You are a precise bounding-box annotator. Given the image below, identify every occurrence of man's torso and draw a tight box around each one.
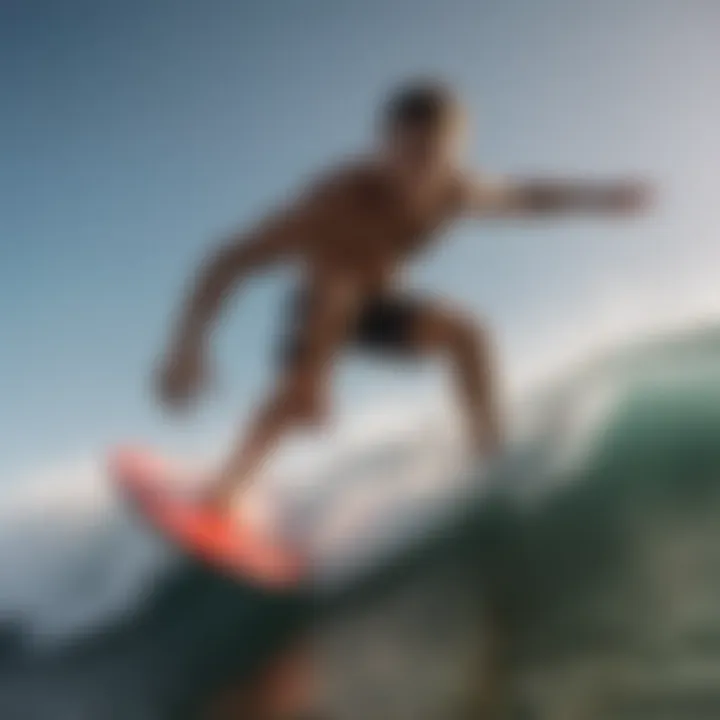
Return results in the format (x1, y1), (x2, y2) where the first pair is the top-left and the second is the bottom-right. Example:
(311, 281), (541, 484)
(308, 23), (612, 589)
(300, 159), (466, 292)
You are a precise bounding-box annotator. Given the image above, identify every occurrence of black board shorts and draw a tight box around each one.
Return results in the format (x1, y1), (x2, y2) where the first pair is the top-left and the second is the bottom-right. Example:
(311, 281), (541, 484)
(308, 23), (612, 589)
(279, 289), (423, 368)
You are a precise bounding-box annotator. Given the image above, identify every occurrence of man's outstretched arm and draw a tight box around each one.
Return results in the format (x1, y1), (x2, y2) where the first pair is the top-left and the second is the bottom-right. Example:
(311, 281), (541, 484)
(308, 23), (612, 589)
(461, 173), (652, 217)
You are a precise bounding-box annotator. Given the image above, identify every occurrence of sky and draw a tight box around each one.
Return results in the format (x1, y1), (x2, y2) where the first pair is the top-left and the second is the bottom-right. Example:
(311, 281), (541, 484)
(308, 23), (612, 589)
(2, 0), (720, 477)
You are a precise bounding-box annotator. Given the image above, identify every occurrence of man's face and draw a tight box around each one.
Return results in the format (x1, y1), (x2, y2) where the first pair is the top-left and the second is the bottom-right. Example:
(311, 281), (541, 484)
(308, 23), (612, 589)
(386, 113), (466, 175)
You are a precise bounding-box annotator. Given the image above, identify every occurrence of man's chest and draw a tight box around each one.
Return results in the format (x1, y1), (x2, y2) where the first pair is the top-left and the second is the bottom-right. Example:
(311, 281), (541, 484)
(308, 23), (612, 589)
(345, 183), (456, 257)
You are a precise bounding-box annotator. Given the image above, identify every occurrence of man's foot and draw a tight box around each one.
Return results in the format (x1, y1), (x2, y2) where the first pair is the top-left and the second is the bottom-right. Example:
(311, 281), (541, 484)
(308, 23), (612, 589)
(198, 474), (285, 549)
(197, 485), (237, 517)
(472, 429), (502, 461)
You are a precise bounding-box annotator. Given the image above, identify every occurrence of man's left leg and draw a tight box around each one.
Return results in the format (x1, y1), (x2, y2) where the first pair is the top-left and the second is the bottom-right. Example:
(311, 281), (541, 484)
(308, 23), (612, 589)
(410, 299), (509, 717)
(355, 293), (509, 715)
(409, 298), (503, 456)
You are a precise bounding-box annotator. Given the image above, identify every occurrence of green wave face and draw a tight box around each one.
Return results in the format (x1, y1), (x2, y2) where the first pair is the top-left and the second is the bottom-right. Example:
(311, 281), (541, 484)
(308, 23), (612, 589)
(320, 324), (720, 720)
(506, 327), (720, 718)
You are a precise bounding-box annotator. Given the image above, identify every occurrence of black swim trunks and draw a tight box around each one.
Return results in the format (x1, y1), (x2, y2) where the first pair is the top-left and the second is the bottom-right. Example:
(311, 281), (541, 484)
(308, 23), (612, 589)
(279, 288), (423, 367)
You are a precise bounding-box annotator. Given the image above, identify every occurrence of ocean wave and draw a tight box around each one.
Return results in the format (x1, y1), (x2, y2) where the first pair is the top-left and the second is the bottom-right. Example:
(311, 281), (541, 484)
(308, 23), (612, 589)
(3, 321), (720, 718)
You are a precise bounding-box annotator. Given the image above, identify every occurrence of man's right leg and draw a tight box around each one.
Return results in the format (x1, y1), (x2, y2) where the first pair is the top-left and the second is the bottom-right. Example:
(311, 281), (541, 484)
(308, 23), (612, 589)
(410, 301), (502, 456)
(203, 371), (325, 512)
(203, 273), (361, 513)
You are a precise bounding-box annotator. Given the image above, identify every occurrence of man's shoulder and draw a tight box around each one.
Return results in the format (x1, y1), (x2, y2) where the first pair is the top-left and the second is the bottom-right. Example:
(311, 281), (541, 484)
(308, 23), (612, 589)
(307, 156), (385, 199)
(450, 167), (491, 197)
(280, 157), (383, 223)
(449, 167), (512, 213)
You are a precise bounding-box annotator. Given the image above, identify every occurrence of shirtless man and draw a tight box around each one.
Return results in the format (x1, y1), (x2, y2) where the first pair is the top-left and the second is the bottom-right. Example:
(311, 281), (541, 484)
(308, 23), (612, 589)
(157, 79), (648, 512)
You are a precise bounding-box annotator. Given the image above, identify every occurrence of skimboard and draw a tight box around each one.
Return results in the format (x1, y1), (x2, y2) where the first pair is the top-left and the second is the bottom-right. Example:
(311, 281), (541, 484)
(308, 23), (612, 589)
(108, 446), (306, 589)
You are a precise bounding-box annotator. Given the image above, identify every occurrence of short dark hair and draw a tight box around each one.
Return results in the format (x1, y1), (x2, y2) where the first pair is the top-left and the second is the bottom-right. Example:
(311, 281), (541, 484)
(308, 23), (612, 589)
(382, 80), (460, 133)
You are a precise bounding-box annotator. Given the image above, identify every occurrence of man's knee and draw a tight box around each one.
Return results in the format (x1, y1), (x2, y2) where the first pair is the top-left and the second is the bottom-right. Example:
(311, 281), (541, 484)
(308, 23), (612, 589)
(278, 372), (329, 427)
(451, 313), (491, 360)
(426, 307), (491, 361)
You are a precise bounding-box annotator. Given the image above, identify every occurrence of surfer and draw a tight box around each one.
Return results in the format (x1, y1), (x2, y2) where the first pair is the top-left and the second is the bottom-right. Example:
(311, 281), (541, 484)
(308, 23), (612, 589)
(156, 79), (649, 512)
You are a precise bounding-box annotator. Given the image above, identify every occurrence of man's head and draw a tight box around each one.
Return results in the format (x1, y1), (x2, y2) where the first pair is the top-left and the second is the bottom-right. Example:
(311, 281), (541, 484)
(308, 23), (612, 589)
(380, 80), (467, 174)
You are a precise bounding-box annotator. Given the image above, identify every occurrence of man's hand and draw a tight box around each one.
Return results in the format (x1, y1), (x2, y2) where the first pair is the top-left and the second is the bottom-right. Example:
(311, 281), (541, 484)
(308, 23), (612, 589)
(464, 174), (654, 217)
(155, 340), (208, 411)
(513, 177), (654, 215)
(603, 179), (653, 215)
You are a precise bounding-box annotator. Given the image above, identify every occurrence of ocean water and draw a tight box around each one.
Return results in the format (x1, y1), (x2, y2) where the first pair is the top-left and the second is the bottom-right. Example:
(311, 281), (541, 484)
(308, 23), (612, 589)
(3, 323), (720, 719)
(320, 324), (720, 720)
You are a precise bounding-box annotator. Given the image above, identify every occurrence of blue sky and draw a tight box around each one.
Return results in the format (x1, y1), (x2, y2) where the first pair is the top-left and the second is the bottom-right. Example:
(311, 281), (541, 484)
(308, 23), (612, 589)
(2, 0), (719, 475)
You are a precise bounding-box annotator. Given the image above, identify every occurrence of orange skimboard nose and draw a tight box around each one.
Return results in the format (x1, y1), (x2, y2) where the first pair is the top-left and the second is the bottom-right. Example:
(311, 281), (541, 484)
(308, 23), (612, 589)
(109, 446), (306, 590)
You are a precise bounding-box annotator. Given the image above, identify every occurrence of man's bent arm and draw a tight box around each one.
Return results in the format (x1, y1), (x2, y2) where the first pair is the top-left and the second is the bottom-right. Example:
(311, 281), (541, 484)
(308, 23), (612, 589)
(170, 213), (302, 351)
(168, 171), (351, 351)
